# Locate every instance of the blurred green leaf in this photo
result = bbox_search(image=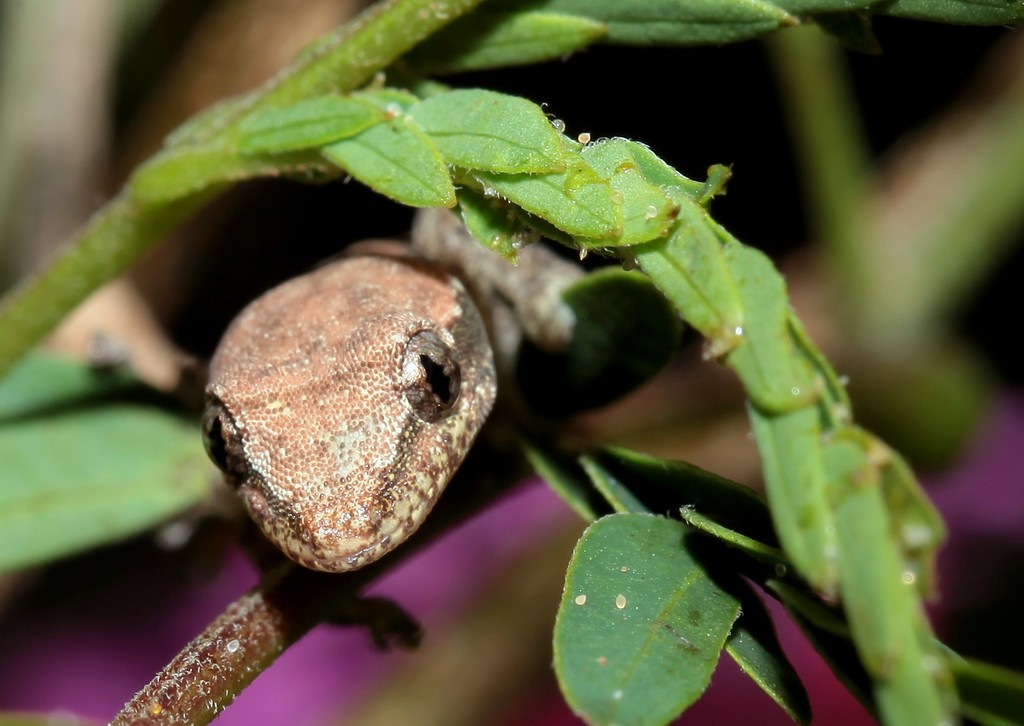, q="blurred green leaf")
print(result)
[725,583,812,725]
[951,656,1024,725]
[0,714,99,726]
[749,404,839,595]
[0,355,210,574]
[406,10,607,74]
[410,88,565,173]
[520,437,608,521]
[489,0,795,45]
[554,513,741,726]
[880,0,1024,24]
[322,116,456,207]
